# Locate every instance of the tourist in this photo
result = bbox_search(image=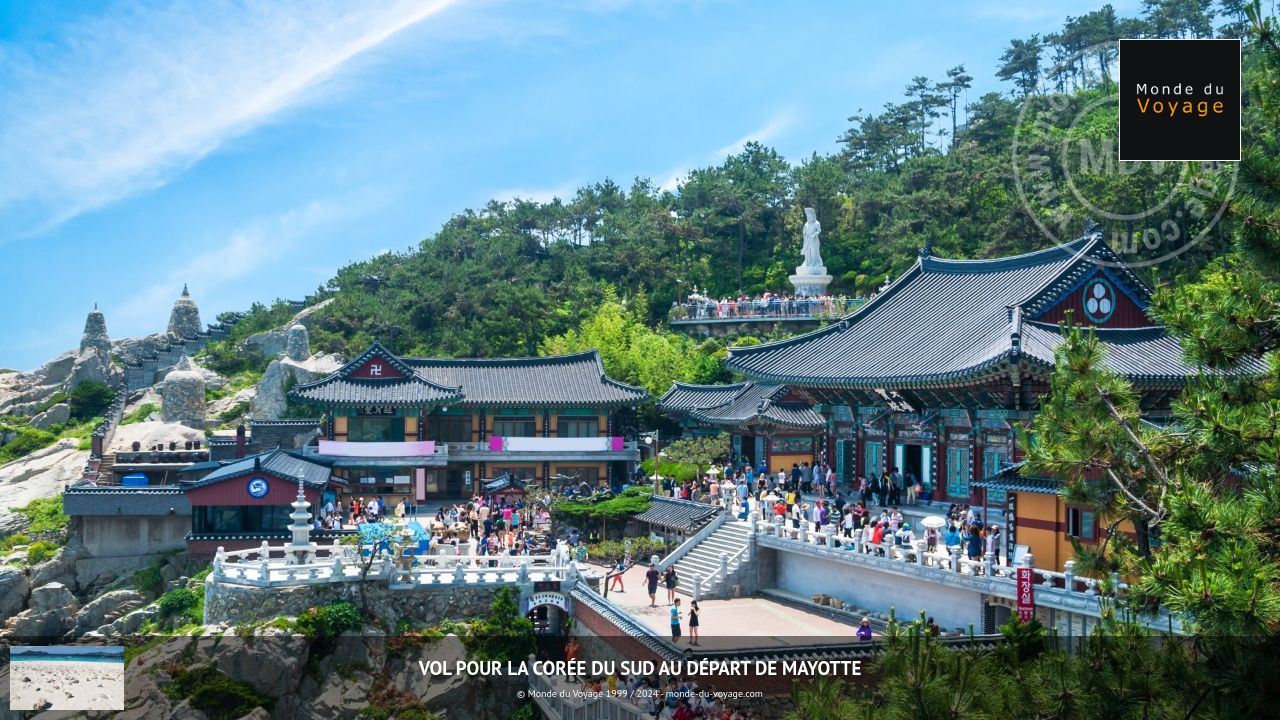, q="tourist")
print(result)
[925,524,939,553]
[688,600,700,646]
[896,522,915,550]
[825,465,836,496]
[966,524,984,561]
[926,617,940,636]
[904,470,918,505]
[663,566,679,604]
[646,562,661,607]
[888,466,903,505]
[670,598,682,642]
[889,506,903,531]
[944,523,962,554]
[985,525,1002,566]
[857,475,870,502]
[841,507,855,538]
[857,617,873,641]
